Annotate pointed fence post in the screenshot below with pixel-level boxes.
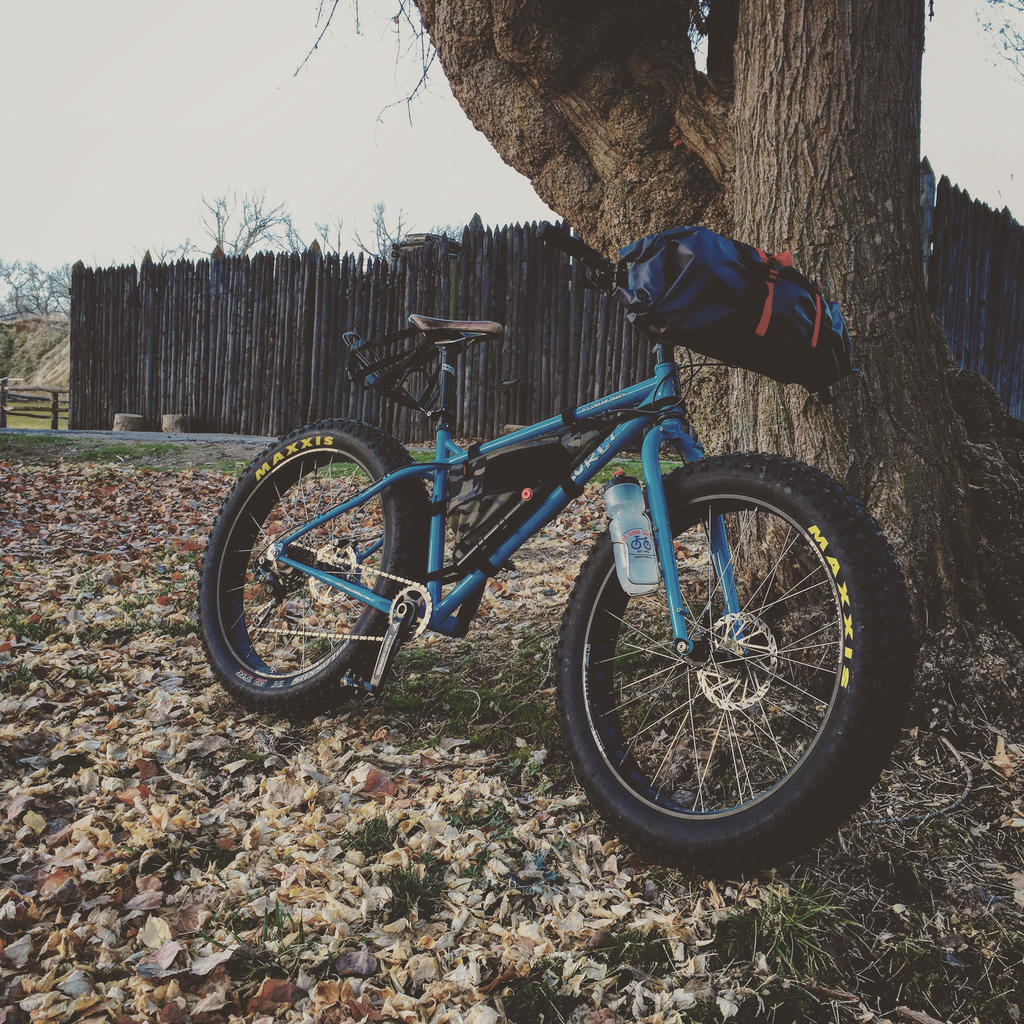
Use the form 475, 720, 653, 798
921, 156, 936, 283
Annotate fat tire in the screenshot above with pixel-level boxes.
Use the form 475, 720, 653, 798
555, 453, 914, 872
198, 418, 428, 719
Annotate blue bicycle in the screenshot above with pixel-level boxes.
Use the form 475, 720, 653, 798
198, 226, 911, 869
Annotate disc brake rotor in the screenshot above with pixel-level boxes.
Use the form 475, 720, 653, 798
696, 612, 778, 711
307, 543, 359, 603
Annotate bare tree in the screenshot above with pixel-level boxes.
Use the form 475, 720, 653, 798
983, 0, 1024, 77
352, 201, 411, 260
143, 240, 196, 264
312, 217, 348, 254
0, 260, 71, 316
200, 190, 296, 256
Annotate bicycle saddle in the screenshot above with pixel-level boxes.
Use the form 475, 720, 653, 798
409, 314, 504, 340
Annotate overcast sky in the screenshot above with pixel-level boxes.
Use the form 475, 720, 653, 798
1, 1, 1021, 269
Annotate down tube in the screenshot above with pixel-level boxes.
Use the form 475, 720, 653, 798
430, 416, 650, 630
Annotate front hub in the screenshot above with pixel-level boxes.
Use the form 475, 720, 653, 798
694, 612, 778, 711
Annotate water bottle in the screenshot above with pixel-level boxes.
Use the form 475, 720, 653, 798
604, 472, 660, 595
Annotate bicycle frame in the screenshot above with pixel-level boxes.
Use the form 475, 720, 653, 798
270, 343, 738, 652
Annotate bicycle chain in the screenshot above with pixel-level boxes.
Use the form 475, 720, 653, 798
247, 564, 429, 643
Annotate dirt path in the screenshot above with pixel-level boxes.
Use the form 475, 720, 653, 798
0, 428, 272, 470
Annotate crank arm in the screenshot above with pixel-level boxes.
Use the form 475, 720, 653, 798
369, 599, 417, 691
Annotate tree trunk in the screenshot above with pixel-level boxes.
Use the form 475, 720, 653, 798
415, 0, 1024, 641
727, 0, 978, 622
414, 0, 737, 249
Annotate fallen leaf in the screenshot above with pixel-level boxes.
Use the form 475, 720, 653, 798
194, 977, 230, 1014
138, 915, 173, 949
157, 1002, 186, 1024
335, 950, 378, 978
3, 934, 32, 968
167, 904, 211, 936
717, 993, 740, 1019
363, 768, 397, 798
23, 810, 46, 834
993, 736, 1014, 778
125, 891, 164, 911
247, 978, 300, 1013
190, 946, 236, 976
57, 970, 93, 998
311, 981, 342, 1011
1009, 871, 1024, 908
346, 995, 384, 1022
138, 940, 182, 976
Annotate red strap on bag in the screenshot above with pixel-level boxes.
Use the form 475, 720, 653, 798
810, 284, 822, 349
754, 249, 794, 337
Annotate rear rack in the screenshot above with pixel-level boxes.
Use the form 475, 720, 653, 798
343, 329, 443, 415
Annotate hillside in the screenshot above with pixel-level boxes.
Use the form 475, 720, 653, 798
0, 315, 70, 387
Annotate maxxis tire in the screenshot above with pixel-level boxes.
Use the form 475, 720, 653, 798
198, 418, 428, 719
555, 453, 914, 873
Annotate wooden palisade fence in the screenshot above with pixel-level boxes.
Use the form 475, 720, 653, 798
0, 378, 69, 429
923, 158, 1024, 417
70, 166, 1024, 437
69, 226, 653, 441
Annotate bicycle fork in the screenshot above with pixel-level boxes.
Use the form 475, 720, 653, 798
641, 419, 740, 657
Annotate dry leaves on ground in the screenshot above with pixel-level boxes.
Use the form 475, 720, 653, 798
1, 454, 1022, 1024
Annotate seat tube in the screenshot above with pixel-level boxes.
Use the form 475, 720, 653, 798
428, 352, 457, 605
641, 424, 691, 652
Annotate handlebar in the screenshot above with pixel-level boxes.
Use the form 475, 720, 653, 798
538, 222, 618, 292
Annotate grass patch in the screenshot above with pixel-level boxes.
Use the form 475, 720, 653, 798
1, 661, 36, 694
500, 958, 578, 1024
714, 880, 856, 981
201, 897, 331, 987
74, 611, 194, 646
3, 410, 69, 429
386, 628, 560, 754
342, 814, 398, 859
591, 927, 676, 977
133, 827, 238, 876
381, 854, 447, 922
0, 433, 178, 467
0, 608, 63, 642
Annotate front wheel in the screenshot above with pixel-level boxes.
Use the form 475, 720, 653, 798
556, 454, 913, 872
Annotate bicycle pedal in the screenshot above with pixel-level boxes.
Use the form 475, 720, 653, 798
340, 670, 373, 694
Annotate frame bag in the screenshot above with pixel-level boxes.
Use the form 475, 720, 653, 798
445, 427, 608, 578
616, 226, 854, 392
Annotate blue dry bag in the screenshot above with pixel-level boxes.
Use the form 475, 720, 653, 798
616, 226, 853, 392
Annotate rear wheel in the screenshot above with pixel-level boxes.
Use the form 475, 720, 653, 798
198, 419, 428, 718
556, 454, 913, 871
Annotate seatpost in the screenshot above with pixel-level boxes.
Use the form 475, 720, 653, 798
436, 347, 457, 431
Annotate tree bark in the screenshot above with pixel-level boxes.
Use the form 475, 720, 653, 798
726, 0, 978, 622
414, 0, 736, 248
414, 0, 1024, 638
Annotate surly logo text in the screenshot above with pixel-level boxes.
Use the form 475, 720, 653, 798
571, 436, 617, 480
254, 435, 335, 481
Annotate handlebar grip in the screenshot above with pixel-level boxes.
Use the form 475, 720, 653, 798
538, 222, 605, 264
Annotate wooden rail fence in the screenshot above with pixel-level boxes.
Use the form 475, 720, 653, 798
0, 378, 69, 429
68, 166, 1024, 436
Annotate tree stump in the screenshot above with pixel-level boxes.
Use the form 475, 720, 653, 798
161, 413, 188, 433
112, 413, 145, 432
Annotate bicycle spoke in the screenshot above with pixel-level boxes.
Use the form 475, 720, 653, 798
587, 495, 842, 817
